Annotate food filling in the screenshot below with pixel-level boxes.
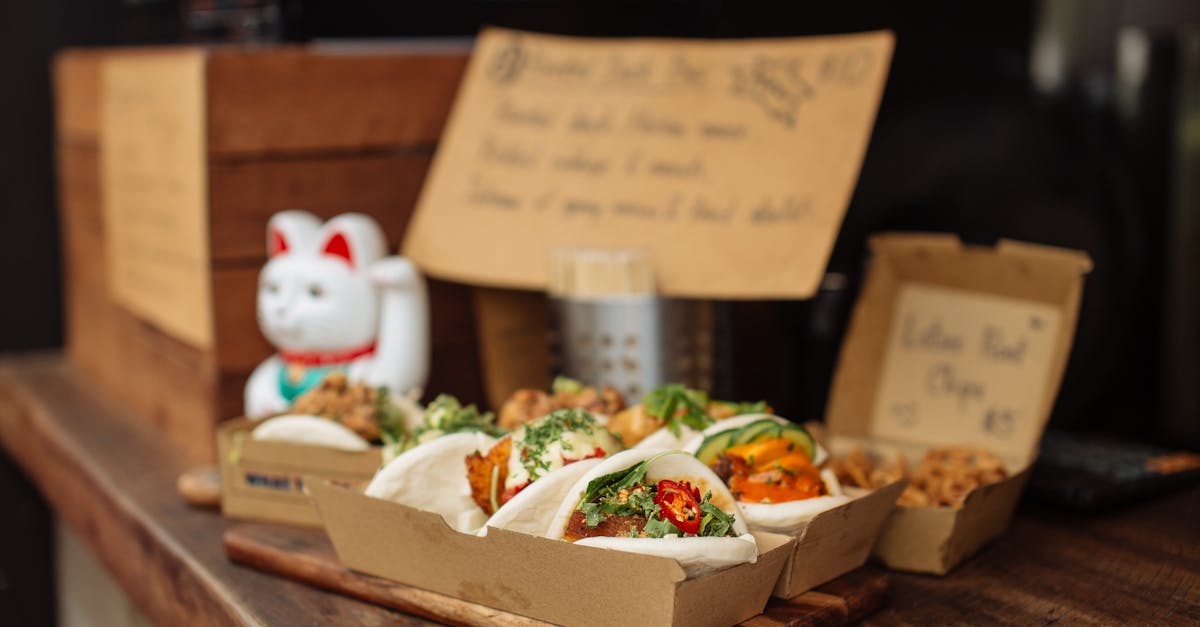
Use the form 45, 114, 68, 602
607, 384, 771, 446
467, 409, 620, 514
714, 438, 827, 504
498, 377, 625, 430
564, 453, 737, 541
696, 418, 827, 504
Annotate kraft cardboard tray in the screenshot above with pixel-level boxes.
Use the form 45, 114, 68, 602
309, 478, 795, 627
823, 233, 1092, 574
772, 479, 906, 598
217, 417, 383, 527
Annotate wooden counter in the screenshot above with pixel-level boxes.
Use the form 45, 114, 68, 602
0, 353, 1196, 626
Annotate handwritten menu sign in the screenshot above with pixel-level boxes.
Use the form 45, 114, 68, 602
869, 284, 1063, 455
101, 51, 213, 348
403, 28, 893, 298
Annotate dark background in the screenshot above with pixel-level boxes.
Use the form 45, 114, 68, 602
2, 1, 1199, 624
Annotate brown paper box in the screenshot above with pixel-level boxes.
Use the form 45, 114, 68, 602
825, 233, 1092, 574
216, 418, 382, 527
309, 479, 794, 627
773, 479, 907, 598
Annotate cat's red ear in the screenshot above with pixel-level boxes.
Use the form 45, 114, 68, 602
321, 232, 354, 267
269, 229, 289, 257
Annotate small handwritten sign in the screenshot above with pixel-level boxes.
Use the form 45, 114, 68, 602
403, 28, 893, 298
869, 283, 1063, 455
102, 51, 213, 348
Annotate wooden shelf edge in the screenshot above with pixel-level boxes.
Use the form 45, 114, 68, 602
0, 354, 258, 626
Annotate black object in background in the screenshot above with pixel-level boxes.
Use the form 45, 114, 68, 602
0, 1, 179, 624
1031, 430, 1200, 509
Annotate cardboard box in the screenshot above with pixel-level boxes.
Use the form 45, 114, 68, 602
309, 479, 795, 627
217, 418, 382, 527
824, 233, 1092, 574
53, 46, 487, 463
773, 480, 907, 598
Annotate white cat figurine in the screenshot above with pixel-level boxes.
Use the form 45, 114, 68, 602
244, 210, 429, 419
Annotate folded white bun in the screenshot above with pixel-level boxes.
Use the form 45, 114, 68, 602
683, 414, 847, 535
546, 448, 757, 577
479, 458, 603, 537
365, 431, 497, 533
251, 414, 371, 451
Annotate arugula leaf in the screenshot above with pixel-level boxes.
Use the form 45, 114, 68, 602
642, 515, 682, 538
580, 501, 606, 527
642, 384, 712, 437
582, 451, 680, 503
699, 497, 736, 537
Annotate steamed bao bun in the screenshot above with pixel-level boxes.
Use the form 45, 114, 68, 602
251, 414, 371, 451
364, 431, 497, 533
683, 414, 849, 535
479, 457, 603, 537
546, 448, 758, 577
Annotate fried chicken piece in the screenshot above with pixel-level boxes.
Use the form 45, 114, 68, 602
497, 385, 627, 430
465, 436, 511, 515
289, 370, 383, 441
498, 390, 558, 430
606, 405, 664, 447
558, 386, 626, 416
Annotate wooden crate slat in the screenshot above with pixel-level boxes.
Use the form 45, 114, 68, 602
207, 153, 432, 263
205, 48, 467, 157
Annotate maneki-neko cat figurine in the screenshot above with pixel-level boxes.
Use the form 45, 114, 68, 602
244, 210, 429, 418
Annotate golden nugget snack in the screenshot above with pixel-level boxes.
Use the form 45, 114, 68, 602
830, 446, 1007, 507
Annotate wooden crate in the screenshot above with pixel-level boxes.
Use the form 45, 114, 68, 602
53, 45, 488, 462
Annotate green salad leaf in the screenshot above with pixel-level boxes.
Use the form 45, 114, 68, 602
643, 384, 712, 437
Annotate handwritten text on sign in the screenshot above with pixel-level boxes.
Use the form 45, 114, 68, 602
403, 28, 894, 298
869, 284, 1063, 455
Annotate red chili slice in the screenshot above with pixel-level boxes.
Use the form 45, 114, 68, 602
653, 479, 703, 535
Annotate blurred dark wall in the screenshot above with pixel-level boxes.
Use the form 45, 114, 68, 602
0, 1, 177, 624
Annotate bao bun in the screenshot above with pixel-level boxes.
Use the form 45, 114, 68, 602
251, 414, 371, 451
546, 448, 758, 577
480, 457, 603, 537
683, 414, 849, 535
365, 431, 497, 533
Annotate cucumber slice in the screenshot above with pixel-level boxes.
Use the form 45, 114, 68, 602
777, 424, 816, 461
732, 419, 783, 446
694, 429, 738, 466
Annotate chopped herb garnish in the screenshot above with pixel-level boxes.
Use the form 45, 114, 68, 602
393, 394, 506, 454
516, 408, 601, 482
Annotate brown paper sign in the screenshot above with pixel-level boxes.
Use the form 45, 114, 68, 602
869, 284, 1063, 457
101, 51, 213, 348
403, 28, 893, 298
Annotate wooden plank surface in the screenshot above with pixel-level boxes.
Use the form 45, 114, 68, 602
222, 522, 888, 627
868, 496, 1200, 625
0, 354, 429, 626
206, 48, 467, 157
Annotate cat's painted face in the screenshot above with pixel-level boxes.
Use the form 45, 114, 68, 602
256, 213, 385, 352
